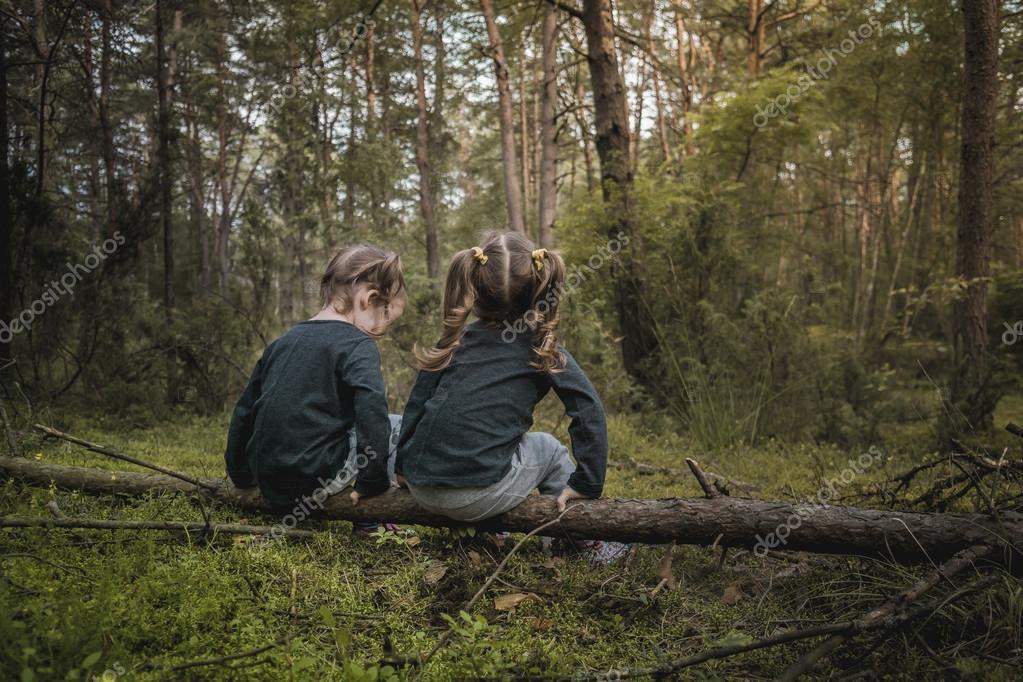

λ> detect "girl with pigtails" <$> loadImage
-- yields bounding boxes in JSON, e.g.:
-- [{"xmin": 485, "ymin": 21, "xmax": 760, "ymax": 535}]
[{"xmin": 394, "ymin": 231, "xmax": 631, "ymax": 564}]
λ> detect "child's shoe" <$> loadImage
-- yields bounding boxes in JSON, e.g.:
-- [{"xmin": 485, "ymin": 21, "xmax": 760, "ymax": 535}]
[
  {"xmin": 352, "ymin": 521, "xmax": 412, "ymax": 537},
  {"xmin": 446, "ymin": 527, "xmax": 511, "ymax": 549},
  {"xmin": 574, "ymin": 539, "xmax": 633, "ymax": 565},
  {"xmin": 490, "ymin": 530, "xmax": 512, "ymax": 548},
  {"xmin": 544, "ymin": 537, "xmax": 632, "ymax": 564}
]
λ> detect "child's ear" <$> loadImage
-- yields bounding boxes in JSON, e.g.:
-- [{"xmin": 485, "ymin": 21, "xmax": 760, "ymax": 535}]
[
  {"xmin": 352, "ymin": 286, "xmax": 368, "ymax": 311},
  {"xmin": 360, "ymin": 288, "xmax": 381, "ymax": 311}
]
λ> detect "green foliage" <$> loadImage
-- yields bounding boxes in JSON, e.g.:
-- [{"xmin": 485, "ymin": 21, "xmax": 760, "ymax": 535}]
[
  {"xmin": 5, "ymin": 412, "xmax": 1019, "ymax": 679},
  {"xmin": 438, "ymin": 612, "xmax": 513, "ymax": 678}
]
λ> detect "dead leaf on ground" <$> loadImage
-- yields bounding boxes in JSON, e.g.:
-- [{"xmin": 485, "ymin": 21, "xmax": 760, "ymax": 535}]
[
  {"xmin": 655, "ymin": 543, "xmax": 677, "ymax": 590},
  {"xmin": 494, "ymin": 592, "xmax": 540, "ymax": 611},
  {"xmin": 720, "ymin": 582, "xmax": 744, "ymax": 605},
  {"xmin": 773, "ymin": 563, "xmax": 809, "ymax": 579},
  {"xmin": 423, "ymin": 560, "xmax": 447, "ymax": 585},
  {"xmin": 466, "ymin": 550, "xmax": 482, "ymax": 567},
  {"xmin": 531, "ymin": 616, "xmax": 554, "ymax": 631}
]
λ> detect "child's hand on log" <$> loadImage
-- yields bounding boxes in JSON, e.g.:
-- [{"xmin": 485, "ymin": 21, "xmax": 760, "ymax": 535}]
[
  {"xmin": 556, "ymin": 486, "xmax": 590, "ymax": 512},
  {"xmin": 350, "ymin": 490, "xmax": 360, "ymax": 506}
]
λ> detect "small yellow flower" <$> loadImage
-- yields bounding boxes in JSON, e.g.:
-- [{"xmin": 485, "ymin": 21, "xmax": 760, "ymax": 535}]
[{"xmin": 34, "ymin": 452, "xmax": 43, "ymax": 460}]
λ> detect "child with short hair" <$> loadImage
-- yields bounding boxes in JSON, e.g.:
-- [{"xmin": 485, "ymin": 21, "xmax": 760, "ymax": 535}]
[
  {"xmin": 225, "ymin": 245, "xmax": 407, "ymax": 535},
  {"xmin": 395, "ymin": 231, "xmax": 630, "ymax": 563}
]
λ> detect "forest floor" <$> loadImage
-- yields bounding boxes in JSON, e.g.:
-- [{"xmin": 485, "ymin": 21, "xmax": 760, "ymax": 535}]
[{"xmin": 1, "ymin": 400, "xmax": 1022, "ymax": 681}]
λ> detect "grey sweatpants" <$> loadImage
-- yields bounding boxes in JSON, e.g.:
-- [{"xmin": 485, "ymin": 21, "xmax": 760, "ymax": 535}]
[
  {"xmin": 344, "ymin": 414, "xmax": 402, "ymax": 485},
  {"xmin": 407, "ymin": 432, "xmax": 575, "ymax": 522}
]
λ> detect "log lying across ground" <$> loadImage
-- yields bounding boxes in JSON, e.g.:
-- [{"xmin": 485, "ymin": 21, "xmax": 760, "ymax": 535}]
[{"xmin": 1, "ymin": 456, "xmax": 1020, "ymax": 563}]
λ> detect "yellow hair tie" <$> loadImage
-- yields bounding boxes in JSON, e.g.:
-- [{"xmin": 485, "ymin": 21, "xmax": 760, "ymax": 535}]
[
  {"xmin": 470, "ymin": 246, "xmax": 488, "ymax": 265},
  {"xmin": 531, "ymin": 248, "xmax": 548, "ymax": 272}
]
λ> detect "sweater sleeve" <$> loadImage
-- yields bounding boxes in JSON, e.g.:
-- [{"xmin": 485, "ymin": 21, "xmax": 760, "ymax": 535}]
[
  {"xmin": 341, "ymin": 338, "xmax": 393, "ymax": 498},
  {"xmin": 224, "ymin": 353, "xmax": 264, "ymax": 488},
  {"xmin": 395, "ymin": 369, "xmax": 442, "ymax": 474},
  {"xmin": 550, "ymin": 349, "xmax": 608, "ymax": 497}
]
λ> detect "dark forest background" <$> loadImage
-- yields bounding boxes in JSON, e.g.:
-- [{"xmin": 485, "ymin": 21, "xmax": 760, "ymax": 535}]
[
  {"xmin": 5, "ymin": 3, "xmax": 1023, "ymax": 680},
  {"xmin": 2, "ymin": 0, "xmax": 1022, "ymax": 449}
]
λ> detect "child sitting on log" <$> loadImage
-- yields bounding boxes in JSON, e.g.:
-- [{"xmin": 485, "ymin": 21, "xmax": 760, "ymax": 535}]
[
  {"xmin": 224, "ymin": 245, "xmax": 408, "ymax": 537},
  {"xmin": 395, "ymin": 231, "xmax": 630, "ymax": 564}
]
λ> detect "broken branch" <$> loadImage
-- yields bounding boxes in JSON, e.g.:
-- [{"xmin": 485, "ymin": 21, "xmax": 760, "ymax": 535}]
[{"xmin": 34, "ymin": 423, "xmax": 218, "ymax": 492}]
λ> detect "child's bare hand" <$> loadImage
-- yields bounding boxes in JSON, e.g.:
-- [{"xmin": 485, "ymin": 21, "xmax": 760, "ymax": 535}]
[
  {"xmin": 556, "ymin": 487, "xmax": 589, "ymax": 512},
  {"xmin": 350, "ymin": 490, "xmax": 360, "ymax": 506}
]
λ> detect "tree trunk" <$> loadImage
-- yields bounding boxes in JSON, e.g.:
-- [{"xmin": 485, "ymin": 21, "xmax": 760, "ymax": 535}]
[
  {"xmin": 950, "ymin": 0, "xmax": 1000, "ymax": 432},
  {"xmin": 429, "ymin": 0, "xmax": 447, "ymax": 219},
  {"xmin": 186, "ymin": 111, "xmax": 210, "ymax": 292},
  {"xmin": 365, "ymin": 22, "xmax": 383, "ymax": 233},
  {"xmin": 747, "ymin": 0, "xmax": 765, "ymax": 78},
  {"xmin": 574, "ymin": 59, "xmax": 594, "ymax": 193},
  {"xmin": 538, "ymin": 2, "xmax": 558, "ymax": 247},
  {"xmin": 344, "ymin": 90, "xmax": 357, "ymax": 228},
  {"xmin": 651, "ymin": 57, "xmax": 671, "ymax": 165},
  {"xmin": 156, "ymin": 2, "xmax": 177, "ymax": 315},
  {"xmin": 215, "ymin": 64, "xmax": 230, "ymax": 293},
  {"xmin": 33, "ymin": 0, "xmax": 48, "ymax": 197},
  {"xmin": 480, "ymin": 0, "xmax": 526, "ymax": 233},
  {"xmin": 411, "ymin": 0, "xmax": 441, "ymax": 279},
  {"xmin": 99, "ymin": 1, "xmax": 117, "ymax": 224},
  {"xmin": 670, "ymin": 0, "xmax": 692, "ymax": 155},
  {"xmin": 580, "ymin": 0, "xmax": 659, "ymax": 386},
  {"xmin": 630, "ymin": 33, "xmax": 647, "ymax": 167},
  {"xmin": 432, "ymin": 2, "xmax": 448, "ymax": 123},
  {"xmin": 2, "ymin": 456, "xmax": 1019, "ymax": 564},
  {"xmin": 518, "ymin": 56, "xmax": 531, "ymax": 228},
  {"xmin": 155, "ymin": 2, "xmax": 179, "ymax": 402},
  {"xmin": 0, "ymin": 43, "xmax": 10, "ymax": 366}
]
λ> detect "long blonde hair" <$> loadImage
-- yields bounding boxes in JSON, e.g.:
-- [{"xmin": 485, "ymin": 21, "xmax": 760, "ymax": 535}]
[{"xmin": 416, "ymin": 231, "xmax": 566, "ymax": 372}]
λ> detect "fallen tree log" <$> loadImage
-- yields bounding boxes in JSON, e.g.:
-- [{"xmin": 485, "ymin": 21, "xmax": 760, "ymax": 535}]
[{"xmin": 1, "ymin": 456, "xmax": 1020, "ymax": 563}]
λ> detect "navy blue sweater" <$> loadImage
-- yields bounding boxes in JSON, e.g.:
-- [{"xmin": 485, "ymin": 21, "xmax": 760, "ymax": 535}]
[
  {"xmin": 396, "ymin": 321, "xmax": 608, "ymax": 497},
  {"xmin": 224, "ymin": 320, "xmax": 393, "ymax": 511}
]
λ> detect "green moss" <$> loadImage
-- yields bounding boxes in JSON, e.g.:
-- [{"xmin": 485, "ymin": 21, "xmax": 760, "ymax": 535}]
[{"xmin": 0, "ymin": 412, "xmax": 1018, "ymax": 680}]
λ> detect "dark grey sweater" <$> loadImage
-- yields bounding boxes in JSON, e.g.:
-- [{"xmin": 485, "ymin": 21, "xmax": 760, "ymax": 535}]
[
  {"xmin": 395, "ymin": 321, "xmax": 608, "ymax": 497},
  {"xmin": 224, "ymin": 320, "xmax": 392, "ymax": 511}
]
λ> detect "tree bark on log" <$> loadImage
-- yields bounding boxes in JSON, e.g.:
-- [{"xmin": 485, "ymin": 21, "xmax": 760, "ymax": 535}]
[{"xmin": 2, "ymin": 457, "xmax": 1020, "ymax": 564}]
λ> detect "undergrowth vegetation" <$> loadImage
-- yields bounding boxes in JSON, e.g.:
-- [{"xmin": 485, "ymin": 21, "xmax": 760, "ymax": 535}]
[{"xmin": 1, "ymin": 410, "xmax": 1020, "ymax": 681}]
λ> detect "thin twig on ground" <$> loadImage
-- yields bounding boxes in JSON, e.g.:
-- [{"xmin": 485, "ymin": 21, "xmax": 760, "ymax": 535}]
[{"xmin": 34, "ymin": 423, "xmax": 219, "ymax": 491}]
